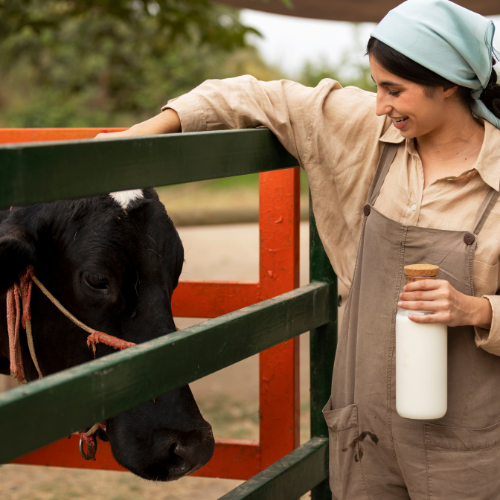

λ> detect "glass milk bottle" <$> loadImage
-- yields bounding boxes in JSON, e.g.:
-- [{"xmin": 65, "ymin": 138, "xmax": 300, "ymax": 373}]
[{"xmin": 396, "ymin": 264, "xmax": 448, "ymax": 420}]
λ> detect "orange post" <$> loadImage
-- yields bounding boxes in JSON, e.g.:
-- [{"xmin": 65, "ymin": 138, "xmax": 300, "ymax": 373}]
[{"xmin": 258, "ymin": 169, "xmax": 301, "ymax": 468}]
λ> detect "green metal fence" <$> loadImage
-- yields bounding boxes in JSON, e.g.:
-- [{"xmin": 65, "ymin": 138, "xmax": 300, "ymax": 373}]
[{"xmin": 0, "ymin": 128, "xmax": 336, "ymax": 499}]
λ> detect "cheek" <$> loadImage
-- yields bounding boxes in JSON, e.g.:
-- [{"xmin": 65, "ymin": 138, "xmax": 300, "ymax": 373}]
[
  {"xmin": 403, "ymin": 95, "xmax": 427, "ymax": 117},
  {"xmin": 415, "ymin": 101, "xmax": 443, "ymax": 128},
  {"xmin": 403, "ymin": 96, "xmax": 441, "ymax": 128}
]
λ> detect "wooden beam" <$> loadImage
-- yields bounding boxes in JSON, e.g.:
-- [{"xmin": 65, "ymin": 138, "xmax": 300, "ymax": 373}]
[
  {"xmin": 220, "ymin": 438, "xmax": 328, "ymax": 500},
  {"xmin": 0, "ymin": 282, "xmax": 329, "ymax": 463},
  {"xmin": 215, "ymin": 0, "xmax": 500, "ymax": 23},
  {"xmin": 0, "ymin": 128, "xmax": 298, "ymax": 208}
]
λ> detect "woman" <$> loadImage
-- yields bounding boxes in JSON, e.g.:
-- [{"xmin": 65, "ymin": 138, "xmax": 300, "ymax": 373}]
[{"xmin": 99, "ymin": 1, "xmax": 500, "ymax": 497}]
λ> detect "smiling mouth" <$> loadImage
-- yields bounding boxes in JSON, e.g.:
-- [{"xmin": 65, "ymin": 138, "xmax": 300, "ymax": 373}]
[{"xmin": 391, "ymin": 116, "xmax": 409, "ymax": 129}]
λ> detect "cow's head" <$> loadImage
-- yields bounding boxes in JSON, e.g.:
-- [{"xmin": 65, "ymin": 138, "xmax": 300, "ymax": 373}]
[{"xmin": 0, "ymin": 189, "xmax": 214, "ymax": 481}]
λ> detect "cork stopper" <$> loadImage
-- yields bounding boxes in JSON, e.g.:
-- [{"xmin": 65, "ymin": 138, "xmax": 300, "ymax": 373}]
[{"xmin": 404, "ymin": 264, "xmax": 439, "ymax": 284}]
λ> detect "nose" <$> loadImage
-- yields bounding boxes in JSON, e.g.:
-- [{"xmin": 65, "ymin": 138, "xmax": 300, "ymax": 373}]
[
  {"xmin": 375, "ymin": 91, "xmax": 393, "ymax": 117},
  {"xmin": 167, "ymin": 440, "xmax": 211, "ymax": 476},
  {"xmin": 142, "ymin": 426, "xmax": 215, "ymax": 481}
]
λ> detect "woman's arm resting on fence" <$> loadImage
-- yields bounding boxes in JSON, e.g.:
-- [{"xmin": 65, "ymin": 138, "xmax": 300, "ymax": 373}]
[
  {"xmin": 162, "ymin": 75, "xmax": 331, "ymax": 164},
  {"xmin": 94, "ymin": 109, "xmax": 181, "ymax": 139},
  {"xmin": 96, "ymin": 75, "xmax": 346, "ymax": 165},
  {"xmin": 95, "ymin": 76, "xmax": 373, "ymax": 173}
]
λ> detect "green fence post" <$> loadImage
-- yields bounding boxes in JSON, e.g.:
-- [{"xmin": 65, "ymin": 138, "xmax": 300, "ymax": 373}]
[{"xmin": 309, "ymin": 192, "xmax": 338, "ymax": 500}]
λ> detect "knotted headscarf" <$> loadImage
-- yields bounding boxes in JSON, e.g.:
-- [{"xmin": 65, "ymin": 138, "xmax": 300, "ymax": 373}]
[{"xmin": 371, "ymin": 0, "xmax": 500, "ymax": 129}]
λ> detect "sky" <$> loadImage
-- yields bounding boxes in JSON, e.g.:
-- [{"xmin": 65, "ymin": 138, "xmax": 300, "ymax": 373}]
[{"xmin": 240, "ymin": 10, "xmax": 500, "ymax": 78}]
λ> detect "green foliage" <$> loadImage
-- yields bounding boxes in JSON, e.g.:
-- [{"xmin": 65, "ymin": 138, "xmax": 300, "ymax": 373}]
[
  {"xmin": 0, "ymin": 3, "xmax": 374, "ymax": 130},
  {"xmin": 0, "ymin": 0, "xmax": 258, "ymax": 55},
  {"xmin": 298, "ymin": 26, "xmax": 376, "ymax": 92},
  {"xmin": 0, "ymin": 0, "xmax": 279, "ymax": 127}
]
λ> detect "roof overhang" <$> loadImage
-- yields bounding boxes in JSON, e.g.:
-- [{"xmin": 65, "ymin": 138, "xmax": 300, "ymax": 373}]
[{"xmin": 215, "ymin": 0, "xmax": 500, "ymax": 23}]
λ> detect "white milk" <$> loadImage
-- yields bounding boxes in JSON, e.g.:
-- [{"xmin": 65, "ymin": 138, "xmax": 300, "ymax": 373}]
[{"xmin": 396, "ymin": 308, "xmax": 447, "ymax": 420}]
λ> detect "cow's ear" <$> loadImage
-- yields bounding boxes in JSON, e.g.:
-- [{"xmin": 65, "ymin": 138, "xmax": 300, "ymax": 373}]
[{"xmin": 0, "ymin": 222, "xmax": 36, "ymax": 295}]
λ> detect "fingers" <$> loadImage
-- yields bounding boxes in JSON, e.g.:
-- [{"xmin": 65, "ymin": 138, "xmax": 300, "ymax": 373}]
[
  {"xmin": 398, "ymin": 279, "xmax": 467, "ymax": 327},
  {"xmin": 406, "ymin": 311, "xmax": 450, "ymax": 324},
  {"xmin": 399, "ymin": 279, "xmax": 454, "ymax": 324},
  {"xmin": 403, "ymin": 279, "xmax": 442, "ymax": 292},
  {"xmin": 399, "ymin": 289, "xmax": 440, "ymax": 302},
  {"xmin": 399, "ymin": 280, "xmax": 451, "ymax": 303},
  {"xmin": 94, "ymin": 130, "xmax": 132, "ymax": 140},
  {"xmin": 398, "ymin": 298, "xmax": 449, "ymax": 313}
]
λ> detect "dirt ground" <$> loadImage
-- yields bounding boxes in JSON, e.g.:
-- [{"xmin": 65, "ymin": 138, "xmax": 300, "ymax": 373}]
[{"xmin": 0, "ymin": 217, "xmax": 347, "ymax": 500}]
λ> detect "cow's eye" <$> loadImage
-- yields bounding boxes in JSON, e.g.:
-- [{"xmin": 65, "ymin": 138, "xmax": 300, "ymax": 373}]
[{"xmin": 85, "ymin": 273, "xmax": 109, "ymax": 291}]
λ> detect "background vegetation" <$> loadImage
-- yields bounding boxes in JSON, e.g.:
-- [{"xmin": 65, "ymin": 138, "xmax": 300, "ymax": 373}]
[{"xmin": 0, "ymin": 0, "xmax": 374, "ymax": 128}]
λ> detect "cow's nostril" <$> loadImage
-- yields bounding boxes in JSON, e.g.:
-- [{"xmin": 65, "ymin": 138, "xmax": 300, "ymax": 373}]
[
  {"xmin": 166, "ymin": 443, "xmax": 193, "ymax": 474},
  {"xmin": 142, "ymin": 442, "xmax": 198, "ymax": 481}
]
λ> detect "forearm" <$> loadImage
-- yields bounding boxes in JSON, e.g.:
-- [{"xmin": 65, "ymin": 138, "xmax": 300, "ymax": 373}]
[
  {"xmin": 128, "ymin": 109, "xmax": 181, "ymax": 135},
  {"xmin": 95, "ymin": 109, "xmax": 180, "ymax": 139}
]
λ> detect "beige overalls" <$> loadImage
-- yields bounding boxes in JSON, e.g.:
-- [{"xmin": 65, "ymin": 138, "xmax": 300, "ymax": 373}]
[{"xmin": 324, "ymin": 143, "xmax": 500, "ymax": 499}]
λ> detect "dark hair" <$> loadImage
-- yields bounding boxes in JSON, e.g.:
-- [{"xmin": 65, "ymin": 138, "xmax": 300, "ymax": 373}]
[{"xmin": 366, "ymin": 37, "xmax": 500, "ymax": 118}]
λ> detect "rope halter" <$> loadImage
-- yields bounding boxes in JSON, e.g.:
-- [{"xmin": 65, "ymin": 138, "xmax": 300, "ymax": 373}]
[{"xmin": 6, "ymin": 265, "xmax": 136, "ymax": 460}]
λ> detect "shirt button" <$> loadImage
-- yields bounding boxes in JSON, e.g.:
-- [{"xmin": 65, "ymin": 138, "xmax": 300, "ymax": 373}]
[
  {"xmin": 411, "ymin": 203, "xmax": 417, "ymax": 211},
  {"xmin": 464, "ymin": 232, "xmax": 476, "ymax": 245}
]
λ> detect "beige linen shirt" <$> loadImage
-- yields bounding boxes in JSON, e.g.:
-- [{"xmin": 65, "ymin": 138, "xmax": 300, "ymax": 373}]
[{"xmin": 164, "ymin": 75, "xmax": 500, "ymax": 355}]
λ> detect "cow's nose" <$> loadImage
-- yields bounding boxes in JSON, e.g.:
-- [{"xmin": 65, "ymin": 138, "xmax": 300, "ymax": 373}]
[
  {"xmin": 154, "ymin": 428, "xmax": 214, "ymax": 480},
  {"xmin": 168, "ymin": 442, "xmax": 201, "ymax": 475}
]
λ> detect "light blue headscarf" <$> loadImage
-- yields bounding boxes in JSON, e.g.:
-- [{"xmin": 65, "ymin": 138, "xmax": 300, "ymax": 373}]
[{"xmin": 371, "ymin": 0, "xmax": 500, "ymax": 129}]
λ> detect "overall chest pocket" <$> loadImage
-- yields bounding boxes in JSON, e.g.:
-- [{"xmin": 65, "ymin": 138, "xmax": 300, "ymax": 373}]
[
  {"xmin": 472, "ymin": 259, "xmax": 499, "ymax": 296},
  {"xmin": 425, "ymin": 421, "xmax": 500, "ymax": 499}
]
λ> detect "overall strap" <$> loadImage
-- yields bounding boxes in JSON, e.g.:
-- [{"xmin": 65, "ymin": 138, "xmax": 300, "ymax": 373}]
[
  {"xmin": 472, "ymin": 183, "xmax": 500, "ymax": 235},
  {"xmin": 368, "ymin": 143, "xmax": 400, "ymax": 205}
]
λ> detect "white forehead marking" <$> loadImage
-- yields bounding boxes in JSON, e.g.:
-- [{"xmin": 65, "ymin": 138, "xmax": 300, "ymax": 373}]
[{"xmin": 110, "ymin": 189, "xmax": 144, "ymax": 210}]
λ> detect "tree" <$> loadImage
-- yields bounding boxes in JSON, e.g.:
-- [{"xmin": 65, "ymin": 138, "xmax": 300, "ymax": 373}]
[
  {"xmin": 298, "ymin": 25, "xmax": 376, "ymax": 92},
  {"xmin": 0, "ymin": 0, "xmax": 276, "ymax": 127},
  {"xmin": 0, "ymin": 0, "xmax": 258, "ymax": 54}
]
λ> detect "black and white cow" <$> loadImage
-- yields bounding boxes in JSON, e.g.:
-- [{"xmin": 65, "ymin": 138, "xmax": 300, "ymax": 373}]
[{"xmin": 0, "ymin": 188, "xmax": 214, "ymax": 481}]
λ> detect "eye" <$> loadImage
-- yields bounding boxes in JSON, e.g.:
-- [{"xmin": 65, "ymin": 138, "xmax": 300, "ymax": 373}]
[
  {"xmin": 85, "ymin": 273, "xmax": 109, "ymax": 291},
  {"xmin": 389, "ymin": 91, "xmax": 401, "ymax": 97}
]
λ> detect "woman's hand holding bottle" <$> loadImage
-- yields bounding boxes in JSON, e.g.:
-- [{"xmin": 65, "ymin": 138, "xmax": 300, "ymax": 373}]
[{"xmin": 398, "ymin": 279, "xmax": 492, "ymax": 328}]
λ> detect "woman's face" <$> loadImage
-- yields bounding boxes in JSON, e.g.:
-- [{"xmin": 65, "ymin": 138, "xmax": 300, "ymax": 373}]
[{"xmin": 369, "ymin": 56, "xmax": 456, "ymax": 139}]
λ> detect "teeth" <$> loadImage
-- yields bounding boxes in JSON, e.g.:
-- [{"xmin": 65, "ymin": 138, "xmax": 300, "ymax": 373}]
[{"xmin": 394, "ymin": 118, "xmax": 407, "ymax": 123}]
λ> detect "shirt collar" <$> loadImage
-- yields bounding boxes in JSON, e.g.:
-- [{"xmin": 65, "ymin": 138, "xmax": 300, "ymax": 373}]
[
  {"xmin": 379, "ymin": 123, "xmax": 405, "ymax": 144},
  {"xmin": 379, "ymin": 119, "xmax": 500, "ymax": 191},
  {"xmin": 475, "ymin": 121, "xmax": 500, "ymax": 191}
]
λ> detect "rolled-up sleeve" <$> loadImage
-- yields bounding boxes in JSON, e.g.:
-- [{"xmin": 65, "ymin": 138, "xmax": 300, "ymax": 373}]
[
  {"xmin": 162, "ymin": 75, "xmax": 342, "ymax": 166},
  {"xmin": 475, "ymin": 295, "xmax": 500, "ymax": 355}
]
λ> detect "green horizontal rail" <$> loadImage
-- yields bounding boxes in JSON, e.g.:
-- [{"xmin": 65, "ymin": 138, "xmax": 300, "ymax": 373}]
[
  {"xmin": 221, "ymin": 438, "xmax": 328, "ymax": 500},
  {"xmin": 0, "ymin": 128, "xmax": 298, "ymax": 208},
  {"xmin": 0, "ymin": 282, "xmax": 329, "ymax": 463}
]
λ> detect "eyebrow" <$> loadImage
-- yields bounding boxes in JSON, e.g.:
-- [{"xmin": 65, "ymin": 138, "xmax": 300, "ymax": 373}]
[
  {"xmin": 380, "ymin": 81, "xmax": 403, "ymax": 86},
  {"xmin": 370, "ymin": 75, "xmax": 403, "ymax": 87}
]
